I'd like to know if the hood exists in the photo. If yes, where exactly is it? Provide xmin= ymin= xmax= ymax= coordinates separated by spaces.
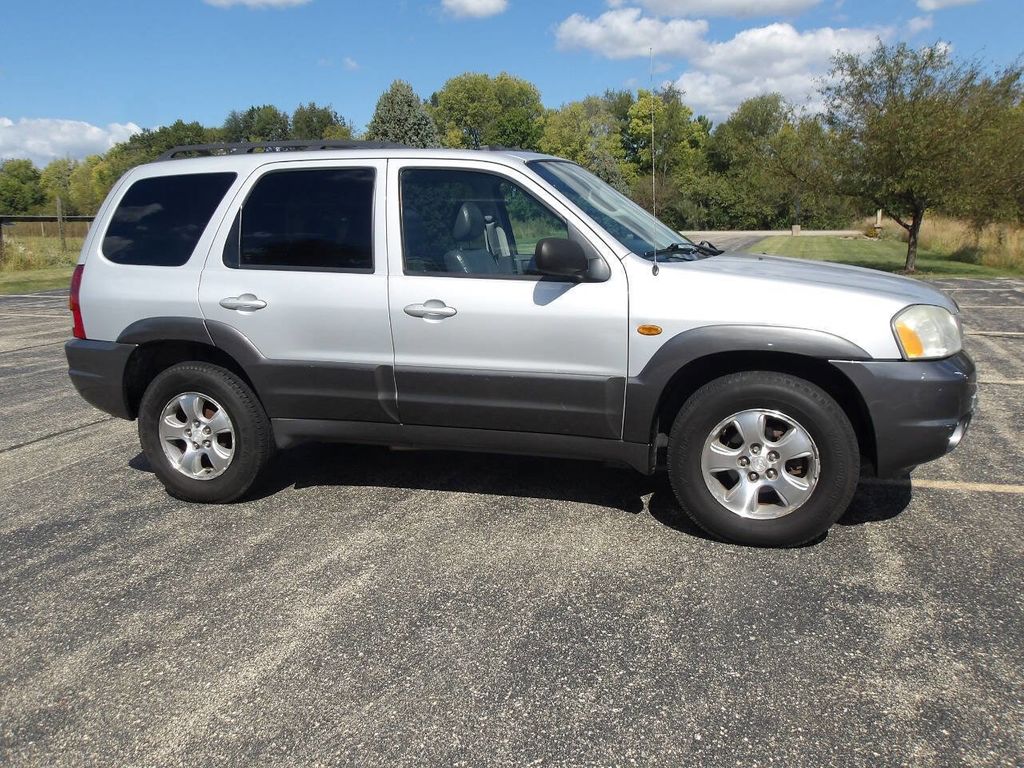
xmin=624 ymin=251 xmax=960 ymax=361
xmin=677 ymin=252 xmax=957 ymax=311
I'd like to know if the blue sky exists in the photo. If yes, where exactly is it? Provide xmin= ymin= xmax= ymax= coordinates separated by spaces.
xmin=0 ymin=0 xmax=1018 ymax=165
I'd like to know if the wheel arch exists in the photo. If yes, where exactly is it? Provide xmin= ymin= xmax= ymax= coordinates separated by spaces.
xmin=624 ymin=326 xmax=877 ymax=469
xmin=656 ymin=352 xmax=875 ymax=465
xmin=117 ymin=318 xmax=260 ymax=419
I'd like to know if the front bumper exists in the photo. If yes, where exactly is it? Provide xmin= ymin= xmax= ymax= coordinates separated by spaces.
xmin=65 ymin=339 xmax=137 ymax=420
xmin=831 ymin=351 xmax=977 ymax=478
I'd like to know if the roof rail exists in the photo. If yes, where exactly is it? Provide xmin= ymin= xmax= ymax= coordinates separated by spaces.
xmin=156 ymin=139 xmax=409 ymax=161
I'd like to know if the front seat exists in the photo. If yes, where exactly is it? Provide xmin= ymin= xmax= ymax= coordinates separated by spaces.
xmin=444 ymin=202 xmax=500 ymax=274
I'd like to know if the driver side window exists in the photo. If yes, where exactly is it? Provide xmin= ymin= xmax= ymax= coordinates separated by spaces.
xmin=400 ymin=168 xmax=568 ymax=277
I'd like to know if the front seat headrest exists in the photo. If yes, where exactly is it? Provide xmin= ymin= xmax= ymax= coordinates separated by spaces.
xmin=452 ymin=202 xmax=485 ymax=242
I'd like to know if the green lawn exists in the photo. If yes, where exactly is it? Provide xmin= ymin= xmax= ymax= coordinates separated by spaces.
xmin=752 ymin=235 xmax=1020 ymax=278
xmin=0 ymin=266 xmax=75 ymax=295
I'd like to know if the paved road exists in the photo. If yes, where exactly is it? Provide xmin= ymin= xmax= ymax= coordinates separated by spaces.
xmin=685 ymin=231 xmax=769 ymax=252
xmin=1 ymin=281 xmax=1022 ymax=767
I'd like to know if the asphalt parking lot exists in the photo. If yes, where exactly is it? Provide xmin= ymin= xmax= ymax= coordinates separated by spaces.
xmin=1 ymin=278 xmax=1022 ymax=767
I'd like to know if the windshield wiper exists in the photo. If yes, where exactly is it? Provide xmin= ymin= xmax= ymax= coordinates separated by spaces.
xmin=644 ymin=242 xmax=699 ymax=260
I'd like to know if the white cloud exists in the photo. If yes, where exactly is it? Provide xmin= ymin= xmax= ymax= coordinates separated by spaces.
xmin=673 ymin=23 xmax=884 ymax=120
xmin=441 ymin=0 xmax=508 ymax=18
xmin=611 ymin=0 xmax=821 ymax=17
xmin=0 ymin=117 xmax=141 ymax=166
xmin=203 ymin=0 xmax=311 ymax=7
xmin=916 ymin=0 xmax=980 ymax=9
xmin=342 ymin=56 xmax=360 ymax=70
xmin=555 ymin=9 xmax=709 ymax=59
xmin=908 ymin=15 xmax=934 ymax=34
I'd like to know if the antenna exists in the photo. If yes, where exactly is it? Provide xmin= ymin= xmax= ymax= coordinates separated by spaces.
xmin=650 ymin=47 xmax=656 ymax=219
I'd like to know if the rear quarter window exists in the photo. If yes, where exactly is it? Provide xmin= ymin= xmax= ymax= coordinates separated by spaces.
xmin=102 ymin=172 xmax=236 ymax=266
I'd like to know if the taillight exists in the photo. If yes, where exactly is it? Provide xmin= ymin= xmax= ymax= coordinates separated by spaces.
xmin=69 ymin=264 xmax=86 ymax=339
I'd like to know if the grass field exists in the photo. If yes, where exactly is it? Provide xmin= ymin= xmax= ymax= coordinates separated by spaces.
xmin=752 ymin=235 xmax=1022 ymax=277
xmin=0 ymin=266 xmax=76 ymax=295
xmin=0 ymin=234 xmax=82 ymax=294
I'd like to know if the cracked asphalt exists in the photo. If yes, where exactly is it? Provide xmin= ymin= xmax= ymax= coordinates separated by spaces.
xmin=1 ymin=278 xmax=1022 ymax=767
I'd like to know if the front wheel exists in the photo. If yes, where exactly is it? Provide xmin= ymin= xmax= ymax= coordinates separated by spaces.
xmin=138 ymin=362 xmax=272 ymax=503
xmin=667 ymin=371 xmax=860 ymax=547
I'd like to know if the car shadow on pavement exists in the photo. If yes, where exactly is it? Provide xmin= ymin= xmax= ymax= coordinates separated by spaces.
xmin=130 ymin=444 xmax=912 ymax=541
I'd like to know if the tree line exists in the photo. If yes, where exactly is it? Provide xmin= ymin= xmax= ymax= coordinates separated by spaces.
xmin=2 ymin=41 xmax=1021 ymax=270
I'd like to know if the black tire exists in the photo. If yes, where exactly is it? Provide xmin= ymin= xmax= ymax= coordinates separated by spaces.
xmin=667 ymin=371 xmax=859 ymax=547
xmin=138 ymin=362 xmax=273 ymax=503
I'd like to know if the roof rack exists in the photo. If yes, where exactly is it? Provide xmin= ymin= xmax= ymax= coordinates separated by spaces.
xmin=157 ymin=139 xmax=409 ymax=161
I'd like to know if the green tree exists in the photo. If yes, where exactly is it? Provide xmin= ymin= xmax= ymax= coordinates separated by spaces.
xmin=223 ymin=105 xmax=291 ymax=143
xmin=39 ymin=158 xmax=80 ymax=214
xmin=703 ymin=94 xmax=794 ymax=228
xmin=601 ymin=89 xmax=639 ymax=166
xmin=291 ymin=102 xmax=352 ymax=140
xmin=944 ymin=101 xmax=1024 ymax=229
xmin=430 ymin=72 xmax=544 ymax=149
xmin=824 ymin=42 xmax=1024 ymax=271
xmin=539 ymin=97 xmax=633 ymax=190
xmin=67 ymin=155 xmax=107 ymax=215
xmin=366 ymin=81 xmax=440 ymax=147
xmin=626 ymin=86 xmax=708 ymax=227
xmin=0 ymin=159 xmax=46 ymax=214
xmin=121 ymin=120 xmax=214 ymax=157
xmin=693 ymin=94 xmax=858 ymax=230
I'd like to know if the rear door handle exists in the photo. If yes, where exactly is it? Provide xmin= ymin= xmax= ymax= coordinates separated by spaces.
xmin=219 ymin=293 xmax=267 ymax=311
xmin=404 ymin=299 xmax=457 ymax=319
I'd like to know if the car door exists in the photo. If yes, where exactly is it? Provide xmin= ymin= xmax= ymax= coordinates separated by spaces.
xmin=199 ymin=159 xmax=398 ymax=423
xmin=386 ymin=159 xmax=629 ymax=439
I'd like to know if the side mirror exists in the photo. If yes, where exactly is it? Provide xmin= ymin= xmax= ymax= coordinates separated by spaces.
xmin=533 ymin=238 xmax=589 ymax=278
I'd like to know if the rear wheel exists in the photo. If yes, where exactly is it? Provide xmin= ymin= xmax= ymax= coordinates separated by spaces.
xmin=138 ymin=362 xmax=272 ymax=503
xmin=667 ymin=371 xmax=859 ymax=547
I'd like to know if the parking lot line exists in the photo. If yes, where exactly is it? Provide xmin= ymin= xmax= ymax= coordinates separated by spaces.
xmin=0 ymin=341 xmax=65 ymax=354
xmin=0 ymin=312 xmax=67 ymax=318
xmin=0 ymin=294 xmax=69 ymax=300
xmin=863 ymin=477 xmax=1024 ymax=494
xmin=965 ymin=331 xmax=1024 ymax=337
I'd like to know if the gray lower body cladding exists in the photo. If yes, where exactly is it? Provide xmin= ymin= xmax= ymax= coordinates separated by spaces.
xmin=65 ymin=339 xmax=136 ymax=420
xmin=393 ymin=367 xmax=624 ymax=439
xmin=272 ymin=419 xmax=651 ymax=472
xmin=831 ymin=351 xmax=976 ymax=477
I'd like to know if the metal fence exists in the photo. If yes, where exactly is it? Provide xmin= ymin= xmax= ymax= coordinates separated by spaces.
xmin=0 ymin=214 xmax=95 ymax=264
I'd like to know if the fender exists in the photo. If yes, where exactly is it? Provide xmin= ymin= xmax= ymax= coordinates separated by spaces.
xmin=622 ymin=324 xmax=871 ymax=443
xmin=117 ymin=316 xmax=214 ymax=346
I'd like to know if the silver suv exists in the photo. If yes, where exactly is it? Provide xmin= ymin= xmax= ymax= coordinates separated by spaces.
xmin=65 ymin=141 xmax=976 ymax=546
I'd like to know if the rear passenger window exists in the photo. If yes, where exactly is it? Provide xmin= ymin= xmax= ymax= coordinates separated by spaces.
xmin=225 ymin=168 xmax=374 ymax=272
xmin=103 ymin=173 xmax=235 ymax=266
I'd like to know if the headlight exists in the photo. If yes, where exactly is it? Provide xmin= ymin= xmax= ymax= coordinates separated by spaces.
xmin=892 ymin=304 xmax=962 ymax=360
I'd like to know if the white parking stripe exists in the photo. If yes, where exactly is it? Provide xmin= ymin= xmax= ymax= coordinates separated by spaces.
xmin=0 ymin=294 xmax=68 ymax=300
xmin=863 ymin=478 xmax=1024 ymax=494
xmin=0 ymin=312 xmax=67 ymax=318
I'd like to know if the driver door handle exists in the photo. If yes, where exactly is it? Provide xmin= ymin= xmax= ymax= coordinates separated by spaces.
xmin=219 ymin=293 xmax=267 ymax=311
xmin=404 ymin=300 xmax=457 ymax=319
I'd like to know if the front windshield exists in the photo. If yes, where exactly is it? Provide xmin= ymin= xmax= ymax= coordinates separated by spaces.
xmin=529 ymin=160 xmax=692 ymax=257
